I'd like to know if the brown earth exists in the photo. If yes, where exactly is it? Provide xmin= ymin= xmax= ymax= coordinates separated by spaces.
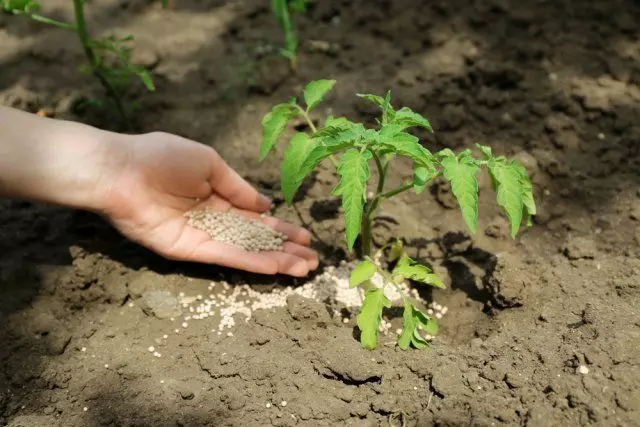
xmin=1 ymin=0 xmax=640 ymax=426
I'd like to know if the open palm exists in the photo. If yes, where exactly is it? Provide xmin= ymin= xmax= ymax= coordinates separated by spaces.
xmin=99 ymin=132 xmax=318 ymax=277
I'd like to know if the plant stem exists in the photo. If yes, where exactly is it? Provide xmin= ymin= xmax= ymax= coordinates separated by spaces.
xmin=379 ymin=182 xmax=413 ymax=200
xmin=72 ymin=0 xmax=131 ymax=129
xmin=29 ymin=14 xmax=76 ymax=30
xmin=360 ymin=213 xmax=373 ymax=258
xmin=296 ymin=106 xmax=317 ymax=133
xmin=372 ymin=152 xmax=386 ymax=195
xmin=296 ymin=106 xmax=339 ymax=169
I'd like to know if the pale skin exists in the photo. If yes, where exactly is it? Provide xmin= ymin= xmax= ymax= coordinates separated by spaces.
xmin=0 ymin=106 xmax=319 ymax=276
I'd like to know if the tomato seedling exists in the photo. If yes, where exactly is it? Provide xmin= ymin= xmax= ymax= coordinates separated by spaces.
xmin=271 ymin=0 xmax=308 ymax=70
xmin=259 ymin=79 xmax=536 ymax=350
xmin=2 ymin=0 xmax=158 ymax=128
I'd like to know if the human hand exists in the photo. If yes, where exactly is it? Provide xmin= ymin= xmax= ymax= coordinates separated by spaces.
xmin=98 ymin=131 xmax=319 ymax=277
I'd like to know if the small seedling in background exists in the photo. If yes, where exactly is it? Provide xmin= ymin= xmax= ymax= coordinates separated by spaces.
xmin=259 ymin=79 xmax=536 ymax=350
xmin=2 ymin=0 xmax=159 ymax=128
xmin=271 ymin=0 xmax=308 ymax=70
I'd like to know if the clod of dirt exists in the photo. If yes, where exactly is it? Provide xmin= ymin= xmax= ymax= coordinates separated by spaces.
xmin=629 ymin=201 xmax=640 ymax=221
xmin=484 ymin=252 xmax=529 ymax=308
xmin=141 ymin=291 xmax=182 ymax=319
xmin=286 ymin=294 xmax=330 ymax=322
xmin=562 ymin=236 xmax=598 ymax=260
xmin=127 ymin=270 xmax=173 ymax=299
xmin=185 ymin=209 xmax=287 ymax=252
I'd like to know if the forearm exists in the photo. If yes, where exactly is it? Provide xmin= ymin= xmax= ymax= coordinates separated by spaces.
xmin=0 ymin=106 xmax=119 ymax=212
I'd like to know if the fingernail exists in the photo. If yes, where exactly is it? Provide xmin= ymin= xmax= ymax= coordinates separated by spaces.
xmin=260 ymin=194 xmax=272 ymax=207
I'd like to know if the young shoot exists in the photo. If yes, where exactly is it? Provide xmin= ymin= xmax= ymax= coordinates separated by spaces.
xmin=2 ymin=0 xmax=159 ymax=128
xmin=259 ymin=79 xmax=536 ymax=350
xmin=271 ymin=0 xmax=308 ymax=70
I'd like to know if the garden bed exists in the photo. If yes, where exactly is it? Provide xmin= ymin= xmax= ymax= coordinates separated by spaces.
xmin=1 ymin=0 xmax=639 ymax=425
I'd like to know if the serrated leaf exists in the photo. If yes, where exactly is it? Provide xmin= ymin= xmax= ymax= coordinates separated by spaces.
xmin=349 ymin=260 xmax=377 ymax=288
xmin=324 ymin=115 xmax=352 ymax=128
xmin=398 ymin=300 xmax=437 ymax=350
xmin=440 ymin=151 xmax=481 ymax=234
xmin=516 ymin=162 xmax=537 ymax=226
xmin=376 ymin=126 xmax=435 ymax=167
xmin=332 ymin=150 xmax=372 ymax=251
xmin=413 ymin=164 xmax=437 ymax=194
xmin=303 ymin=79 xmax=336 ymax=111
xmin=476 ymin=144 xmax=493 ymax=160
xmin=296 ymin=142 xmax=348 ymax=184
xmin=356 ymin=93 xmax=386 ymax=107
xmin=387 ymin=239 xmax=405 ymax=262
xmin=315 ymin=121 xmax=364 ymax=146
xmin=422 ymin=318 xmax=439 ymax=336
xmin=392 ymin=256 xmax=445 ymax=289
xmin=392 ymin=107 xmax=434 ymax=133
xmin=136 ymin=69 xmax=155 ymax=91
xmin=281 ymin=132 xmax=316 ymax=204
xmin=486 ymin=159 xmax=524 ymax=238
xmin=259 ymin=103 xmax=299 ymax=161
xmin=357 ymin=289 xmax=391 ymax=350
xmin=381 ymin=90 xmax=395 ymax=125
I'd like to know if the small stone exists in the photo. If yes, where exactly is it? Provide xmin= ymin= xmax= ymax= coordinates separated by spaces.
xmin=141 ymin=291 xmax=182 ymax=319
xmin=562 ymin=236 xmax=597 ymax=260
xmin=577 ymin=365 xmax=589 ymax=375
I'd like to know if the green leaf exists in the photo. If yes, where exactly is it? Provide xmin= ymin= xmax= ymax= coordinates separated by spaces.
xmin=440 ymin=150 xmax=481 ymax=234
xmin=413 ymin=165 xmax=437 ymax=194
xmin=516 ymin=162 xmax=537 ymax=226
xmin=387 ymin=239 xmax=405 ymax=262
xmin=356 ymin=93 xmax=386 ymax=107
xmin=486 ymin=159 xmax=524 ymax=238
xmin=392 ymin=255 xmax=445 ymax=288
xmin=392 ymin=107 xmax=433 ymax=133
xmin=281 ymin=132 xmax=316 ymax=204
xmin=357 ymin=289 xmax=391 ymax=350
xmin=485 ymin=158 xmax=538 ymax=237
xmin=289 ymin=0 xmax=308 ymax=12
xmin=332 ymin=150 xmax=372 ymax=251
xmin=422 ymin=318 xmax=439 ymax=336
xmin=376 ymin=126 xmax=435 ymax=167
xmin=381 ymin=90 xmax=395 ymax=125
xmin=296 ymin=139 xmax=351 ymax=182
xmin=303 ymin=79 xmax=336 ymax=111
xmin=398 ymin=300 xmax=437 ymax=350
xmin=259 ymin=103 xmax=299 ymax=161
xmin=315 ymin=121 xmax=364 ymax=146
xmin=324 ymin=115 xmax=353 ymax=128
xmin=136 ymin=69 xmax=155 ymax=91
xmin=349 ymin=260 xmax=377 ymax=288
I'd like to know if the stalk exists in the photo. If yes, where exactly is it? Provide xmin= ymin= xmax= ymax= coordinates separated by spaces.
xmin=72 ymin=0 xmax=131 ymax=129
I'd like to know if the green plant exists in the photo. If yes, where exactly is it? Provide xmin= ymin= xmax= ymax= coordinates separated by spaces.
xmin=259 ymin=79 xmax=537 ymax=351
xmin=271 ymin=0 xmax=308 ymax=70
xmin=2 ymin=0 xmax=158 ymax=128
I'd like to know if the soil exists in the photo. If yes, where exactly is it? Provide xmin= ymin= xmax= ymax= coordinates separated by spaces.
xmin=1 ymin=0 xmax=640 ymax=426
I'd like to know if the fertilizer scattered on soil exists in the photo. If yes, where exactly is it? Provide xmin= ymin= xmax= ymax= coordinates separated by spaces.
xmin=184 ymin=209 xmax=287 ymax=252
xmin=145 ymin=261 xmax=447 ymax=357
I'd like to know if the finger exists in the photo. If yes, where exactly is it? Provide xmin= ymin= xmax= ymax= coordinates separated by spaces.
xmin=261 ymin=252 xmax=310 ymax=277
xmin=209 ymin=151 xmax=271 ymax=213
xmin=282 ymin=241 xmax=319 ymax=271
xmin=183 ymin=240 xmax=279 ymax=275
xmin=229 ymin=209 xmax=312 ymax=246
xmin=261 ymin=216 xmax=312 ymax=246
